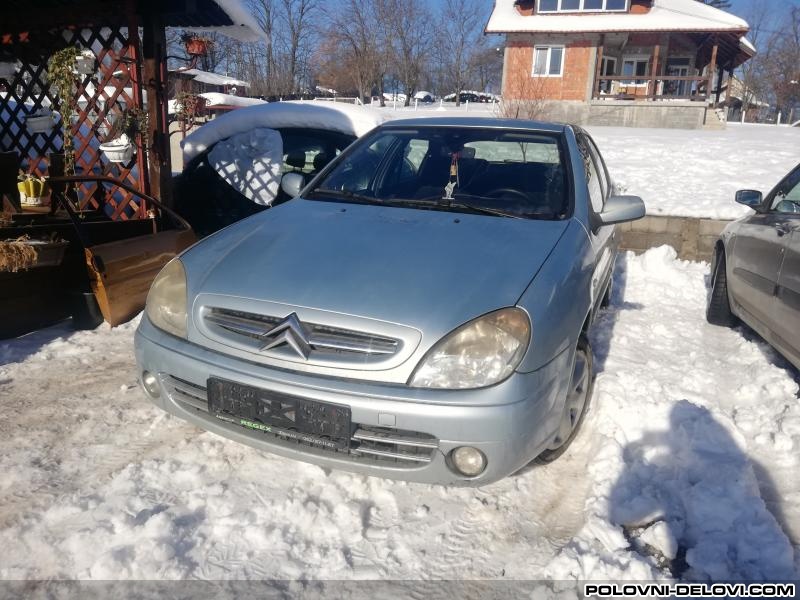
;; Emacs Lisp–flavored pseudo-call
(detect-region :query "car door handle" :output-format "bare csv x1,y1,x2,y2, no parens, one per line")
775,224,793,237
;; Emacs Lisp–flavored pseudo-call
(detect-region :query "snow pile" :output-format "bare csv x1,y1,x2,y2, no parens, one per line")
587,124,800,219
0,248,797,581
182,101,387,163
208,127,283,206
546,247,799,582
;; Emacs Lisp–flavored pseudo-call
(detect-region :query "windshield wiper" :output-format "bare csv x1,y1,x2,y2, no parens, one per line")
307,188,383,205
415,194,530,219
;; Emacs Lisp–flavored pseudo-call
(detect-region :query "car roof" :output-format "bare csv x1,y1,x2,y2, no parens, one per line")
380,117,568,134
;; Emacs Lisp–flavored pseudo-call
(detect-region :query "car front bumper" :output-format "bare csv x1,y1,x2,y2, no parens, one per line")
134,317,569,486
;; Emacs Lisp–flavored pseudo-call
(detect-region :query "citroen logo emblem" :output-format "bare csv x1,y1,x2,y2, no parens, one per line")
259,313,312,360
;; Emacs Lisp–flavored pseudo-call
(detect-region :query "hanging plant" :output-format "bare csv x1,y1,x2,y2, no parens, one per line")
181,32,214,57
175,91,206,124
47,46,80,175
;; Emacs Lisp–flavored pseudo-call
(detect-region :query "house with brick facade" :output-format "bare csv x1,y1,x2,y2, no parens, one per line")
486,0,755,129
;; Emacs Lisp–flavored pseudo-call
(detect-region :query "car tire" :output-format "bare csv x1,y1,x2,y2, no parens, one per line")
706,249,736,328
535,335,594,464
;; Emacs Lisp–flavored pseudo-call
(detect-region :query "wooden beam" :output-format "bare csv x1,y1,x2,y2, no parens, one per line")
707,36,718,106
714,66,725,107
593,34,605,100
141,10,171,205
650,43,660,100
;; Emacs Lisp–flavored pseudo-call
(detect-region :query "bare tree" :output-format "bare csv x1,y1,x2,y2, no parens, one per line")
765,6,800,121
435,0,486,105
383,0,432,106
321,0,385,103
279,0,318,93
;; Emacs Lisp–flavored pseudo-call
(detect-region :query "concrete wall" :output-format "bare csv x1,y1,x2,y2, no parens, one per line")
618,215,732,261
534,100,710,129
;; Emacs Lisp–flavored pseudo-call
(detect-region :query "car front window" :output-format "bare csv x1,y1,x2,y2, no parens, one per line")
307,127,568,219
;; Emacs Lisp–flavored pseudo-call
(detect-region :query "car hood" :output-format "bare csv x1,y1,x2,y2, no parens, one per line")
184,199,568,337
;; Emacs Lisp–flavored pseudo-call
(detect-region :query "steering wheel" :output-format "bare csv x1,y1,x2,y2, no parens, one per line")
485,188,530,201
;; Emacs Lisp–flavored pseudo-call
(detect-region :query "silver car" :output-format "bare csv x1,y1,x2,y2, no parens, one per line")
134,118,645,486
707,163,800,371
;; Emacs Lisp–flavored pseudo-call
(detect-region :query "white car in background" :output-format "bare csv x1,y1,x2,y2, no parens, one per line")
171,102,386,236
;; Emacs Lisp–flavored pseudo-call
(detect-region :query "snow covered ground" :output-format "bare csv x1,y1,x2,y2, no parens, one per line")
1,248,798,583
588,123,800,220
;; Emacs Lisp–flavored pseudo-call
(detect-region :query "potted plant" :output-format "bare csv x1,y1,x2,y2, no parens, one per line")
100,106,147,164
75,49,96,76
25,109,56,134
181,32,214,57
47,46,80,175
16,173,50,206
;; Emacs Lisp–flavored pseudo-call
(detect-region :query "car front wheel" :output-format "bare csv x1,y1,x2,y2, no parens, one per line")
536,335,594,464
706,249,736,328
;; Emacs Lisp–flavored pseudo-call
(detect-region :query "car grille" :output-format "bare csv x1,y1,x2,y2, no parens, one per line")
162,375,438,466
203,308,401,360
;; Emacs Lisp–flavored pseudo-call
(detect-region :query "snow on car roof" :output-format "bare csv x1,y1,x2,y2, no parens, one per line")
181,101,388,162
486,0,749,34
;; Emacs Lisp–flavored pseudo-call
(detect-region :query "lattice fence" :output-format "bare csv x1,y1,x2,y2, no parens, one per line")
0,21,149,219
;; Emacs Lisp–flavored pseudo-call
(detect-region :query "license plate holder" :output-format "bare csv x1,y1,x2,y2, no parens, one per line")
207,378,352,451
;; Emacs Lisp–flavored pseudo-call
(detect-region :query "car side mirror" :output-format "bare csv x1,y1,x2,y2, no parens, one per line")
735,190,764,210
281,172,305,198
598,195,646,226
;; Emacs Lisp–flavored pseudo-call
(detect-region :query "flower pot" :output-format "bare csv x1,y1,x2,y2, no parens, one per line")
184,38,210,56
25,112,55,134
99,134,135,163
17,178,49,206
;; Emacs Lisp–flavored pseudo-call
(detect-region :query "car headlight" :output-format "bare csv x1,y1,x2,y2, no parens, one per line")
409,308,531,390
145,258,188,339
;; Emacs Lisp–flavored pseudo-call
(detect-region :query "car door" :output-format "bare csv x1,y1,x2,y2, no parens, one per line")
576,131,616,310
770,166,800,368
727,186,791,329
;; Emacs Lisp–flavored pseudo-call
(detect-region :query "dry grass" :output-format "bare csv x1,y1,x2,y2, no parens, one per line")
0,236,38,273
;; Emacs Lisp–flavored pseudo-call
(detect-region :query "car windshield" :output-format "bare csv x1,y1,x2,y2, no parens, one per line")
306,127,568,219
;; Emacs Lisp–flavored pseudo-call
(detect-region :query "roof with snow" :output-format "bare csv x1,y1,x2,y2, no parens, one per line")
186,0,267,43
486,0,750,34
171,69,251,88
0,0,265,42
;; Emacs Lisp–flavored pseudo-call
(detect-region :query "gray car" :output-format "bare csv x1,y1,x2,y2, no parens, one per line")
707,163,800,371
134,118,645,486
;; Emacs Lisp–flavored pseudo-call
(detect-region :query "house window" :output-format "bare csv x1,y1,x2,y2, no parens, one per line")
533,46,564,77
538,0,628,12
599,56,617,93
622,57,649,85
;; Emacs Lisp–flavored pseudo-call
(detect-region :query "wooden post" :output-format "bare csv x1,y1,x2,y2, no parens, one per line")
593,34,605,99
714,66,725,107
141,9,171,205
706,37,718,103
650,43,660,99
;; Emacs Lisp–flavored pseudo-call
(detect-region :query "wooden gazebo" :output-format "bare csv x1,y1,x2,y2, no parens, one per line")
0,0,263,213
0,0,263,338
